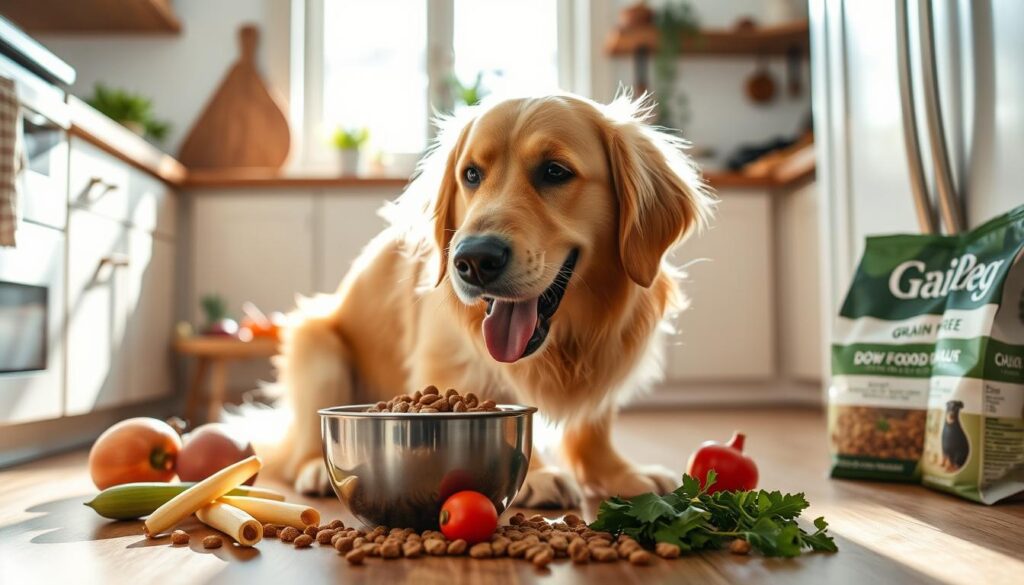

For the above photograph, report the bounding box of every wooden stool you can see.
[174,336,278,423]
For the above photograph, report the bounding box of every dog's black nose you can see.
[453,236,510,287]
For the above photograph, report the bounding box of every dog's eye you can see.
[541,162,573,184]
[463,166,482,186]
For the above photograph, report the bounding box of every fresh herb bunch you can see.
[86,83,170,142]
[590,471,837,557]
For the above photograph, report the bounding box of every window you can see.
[299,0,568,171]
[321,1,429,154]
[451,0,560,101]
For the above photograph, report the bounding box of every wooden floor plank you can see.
[1,407,1022,584]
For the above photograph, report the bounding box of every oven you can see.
[0,49,69,425]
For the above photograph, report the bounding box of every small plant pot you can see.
[338,149,361,176]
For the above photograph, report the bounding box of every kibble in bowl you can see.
[319,387,535,530]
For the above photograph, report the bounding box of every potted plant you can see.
[86,83,171,143]
[450,72,488,107]
[652,1,699,130]
[332,127,369,176]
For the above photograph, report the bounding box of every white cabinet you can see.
[65,210,131,415]
[317,195,390,292]
[664,192,775,381]
[192,193,316,317]
[64,136,179,416]
[126,232,176,403]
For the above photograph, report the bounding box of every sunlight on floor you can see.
[818,501,1024,585]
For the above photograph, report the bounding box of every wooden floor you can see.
[1,407,1022,585]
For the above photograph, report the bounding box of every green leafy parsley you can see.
[589,471,838,557]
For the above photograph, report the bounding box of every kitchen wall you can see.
[38,0,810,171]
[36,0,291,155]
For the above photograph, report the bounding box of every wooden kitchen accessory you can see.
[178,24,290,170]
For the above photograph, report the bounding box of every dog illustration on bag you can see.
[941,400,970,472]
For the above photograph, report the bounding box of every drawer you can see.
[68,136,177,238]
[65,210,131,415]
[68,136,131,225]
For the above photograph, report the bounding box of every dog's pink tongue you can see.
[482,298,539,363]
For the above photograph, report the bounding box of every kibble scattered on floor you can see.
[279,512,685,569]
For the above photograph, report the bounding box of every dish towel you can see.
[0,76,24,248]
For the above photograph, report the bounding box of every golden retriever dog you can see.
[274,93,714,507]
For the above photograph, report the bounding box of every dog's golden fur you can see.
[273,94,714,506]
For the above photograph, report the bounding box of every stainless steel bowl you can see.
[319,404,536,530]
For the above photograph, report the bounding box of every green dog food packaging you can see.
[921,208,1024,503]
[829,204,1024,502]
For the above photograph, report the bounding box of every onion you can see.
[176,423,257,485]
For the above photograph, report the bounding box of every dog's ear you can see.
[383,110,475,287]
[432,140,465,286]
[605,113,714,288]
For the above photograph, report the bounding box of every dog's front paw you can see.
[592,464,678,498]
[514,466,583,509]
[294,459,333,497]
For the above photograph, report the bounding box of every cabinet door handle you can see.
[98,254,130,268]
[83,176,119,202]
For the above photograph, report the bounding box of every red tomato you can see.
[686,431,759,493]
[439,491,498,544]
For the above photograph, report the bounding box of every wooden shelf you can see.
[606,19,808,57]
[705,138,816,190]
[704,167,813,190]
[183,169,411,190]
[0,0,181,34]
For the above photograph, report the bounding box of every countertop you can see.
[2,407,1021,585]
[67,95,187,186]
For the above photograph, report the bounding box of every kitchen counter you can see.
[2,407,1021,584]
[67,95,187,186]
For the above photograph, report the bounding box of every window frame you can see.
[292,0,588,172]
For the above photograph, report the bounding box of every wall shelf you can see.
[606,19,809,57]
[0,0,182,34]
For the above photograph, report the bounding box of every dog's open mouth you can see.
[481,250,579,363]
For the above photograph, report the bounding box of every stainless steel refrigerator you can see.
[810,0,1023,378]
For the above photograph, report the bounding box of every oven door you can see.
[0,221,65,424]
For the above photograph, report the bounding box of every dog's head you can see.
[392,94,713,363]
[945,399,964,424]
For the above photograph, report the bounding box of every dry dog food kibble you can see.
[345,548,367,565]
[258,513,776,569]
[279,526,300,542]
[365,386,501,413]
[202,535,222,549]
[831,406,925,460]
[655,542,681,559]
[728,539,752,555]
[170,530,190,545]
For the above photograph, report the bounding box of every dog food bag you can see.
[828,233,956,481]
[921,206,1024,503]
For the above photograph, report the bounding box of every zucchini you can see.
[84,482,285,520]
